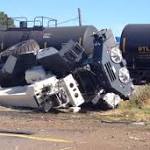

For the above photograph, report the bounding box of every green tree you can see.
[0,11,14,27]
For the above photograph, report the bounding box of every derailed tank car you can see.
[120,24,150,83]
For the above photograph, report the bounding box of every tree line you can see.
[0,11,14,27]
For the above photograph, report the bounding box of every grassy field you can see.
[118,85,150,121]
[92,85,150,124]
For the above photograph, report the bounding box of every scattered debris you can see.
[132,122,145,126]
[100,120,133,125]
[69,107,81,113]
[129,136,140,141]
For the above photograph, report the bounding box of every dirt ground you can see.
[0,106,149,150]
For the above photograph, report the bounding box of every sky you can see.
[0,0,150,36]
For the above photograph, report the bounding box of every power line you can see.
[57,17,78,25]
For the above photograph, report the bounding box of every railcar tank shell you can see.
[0,26,97,55]
[120,24,150,70]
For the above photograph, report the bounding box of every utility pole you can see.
[78,8,82,26]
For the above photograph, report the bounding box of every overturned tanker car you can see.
[0,19,133,112]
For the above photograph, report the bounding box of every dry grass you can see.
[129,85,150,108]
[93,85,150,122]
[116,85,150,121]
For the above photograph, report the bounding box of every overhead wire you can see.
[57,17,79,25]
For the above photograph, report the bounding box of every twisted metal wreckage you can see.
[0,21,134,112]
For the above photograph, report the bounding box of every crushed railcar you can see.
[0,17,134,112]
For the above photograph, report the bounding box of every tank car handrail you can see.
[34,16,57,27]
[12,17,28,22]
